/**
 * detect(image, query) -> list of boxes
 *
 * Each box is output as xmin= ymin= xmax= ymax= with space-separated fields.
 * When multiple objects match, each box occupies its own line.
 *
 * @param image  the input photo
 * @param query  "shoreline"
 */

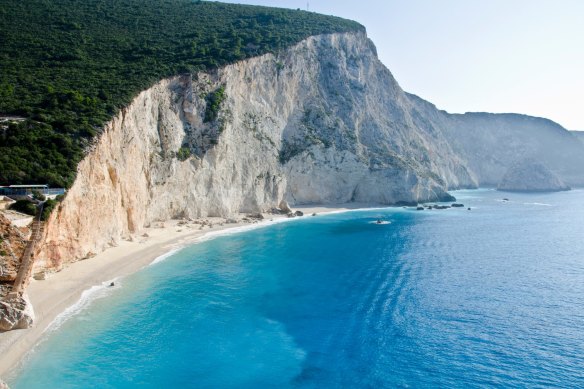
xmin=0 ymin=203 xmax=381 ymax=379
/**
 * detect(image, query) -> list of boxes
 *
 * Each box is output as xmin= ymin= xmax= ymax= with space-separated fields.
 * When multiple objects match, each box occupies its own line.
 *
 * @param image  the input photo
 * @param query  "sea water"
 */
xmin=10 ymin=189 xmax=584 ymax=388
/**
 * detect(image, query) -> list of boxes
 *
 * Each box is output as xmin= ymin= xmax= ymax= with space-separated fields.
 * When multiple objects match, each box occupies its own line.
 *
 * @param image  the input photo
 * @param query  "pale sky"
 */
xmin=220 ymin=0 xmax=584 ymax=130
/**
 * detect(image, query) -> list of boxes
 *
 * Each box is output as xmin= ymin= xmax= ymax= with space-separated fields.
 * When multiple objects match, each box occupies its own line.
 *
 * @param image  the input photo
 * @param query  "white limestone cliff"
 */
xmin=406 ymin=94 xmax=584 ymax=187
xmin=497 ymin=159 xmax=570 ymax=192
xmin=35 ymin=32 xmax=475 ymax=270
xmin=34 ymin=31 xmax=584 ymax=271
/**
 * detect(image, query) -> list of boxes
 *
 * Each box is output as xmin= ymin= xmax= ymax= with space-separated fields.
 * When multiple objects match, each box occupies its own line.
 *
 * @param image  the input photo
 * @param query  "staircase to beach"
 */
xmin=9 ymin=204 xmax=44 ymax=297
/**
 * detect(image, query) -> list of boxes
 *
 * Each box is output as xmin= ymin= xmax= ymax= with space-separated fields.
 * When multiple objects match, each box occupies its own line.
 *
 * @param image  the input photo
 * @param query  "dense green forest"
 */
xmin=0 ymin=0 xmax=363 ymax=188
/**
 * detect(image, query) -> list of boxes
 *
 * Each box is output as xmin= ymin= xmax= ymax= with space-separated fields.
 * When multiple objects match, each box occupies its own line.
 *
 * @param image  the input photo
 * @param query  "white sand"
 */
xmin=0 ymin=204 xmax=381 ymax=378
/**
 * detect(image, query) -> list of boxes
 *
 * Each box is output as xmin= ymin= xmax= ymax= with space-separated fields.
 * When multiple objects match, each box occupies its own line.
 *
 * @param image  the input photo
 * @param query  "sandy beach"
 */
xmin=0 ymin=203 xmax=381 ymax=379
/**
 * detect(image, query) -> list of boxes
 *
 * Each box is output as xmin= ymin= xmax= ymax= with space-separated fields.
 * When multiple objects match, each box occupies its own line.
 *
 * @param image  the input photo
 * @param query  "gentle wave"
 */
xmin=192 ymin=217 xmax=298 ymax=243
xmin=149 ymin=248 xmax=183 ymax=266
xmin=44 ymin=278 xmax=121 ymax=333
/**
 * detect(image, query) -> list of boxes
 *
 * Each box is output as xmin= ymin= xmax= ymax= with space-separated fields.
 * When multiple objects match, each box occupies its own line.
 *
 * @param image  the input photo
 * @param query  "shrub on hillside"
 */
xmin=9 ymin=200 xmax=37 ymax=216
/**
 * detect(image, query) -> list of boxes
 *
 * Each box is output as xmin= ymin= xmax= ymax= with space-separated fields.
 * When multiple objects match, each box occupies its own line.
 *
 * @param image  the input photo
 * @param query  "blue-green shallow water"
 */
xmin=10 ymin=189 xmax=584 ymax=388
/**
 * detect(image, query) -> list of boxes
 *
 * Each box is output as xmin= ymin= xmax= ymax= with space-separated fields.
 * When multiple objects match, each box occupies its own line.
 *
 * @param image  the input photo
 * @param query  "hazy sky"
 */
xmin=220 ymin=0 xmax=584 ymax=130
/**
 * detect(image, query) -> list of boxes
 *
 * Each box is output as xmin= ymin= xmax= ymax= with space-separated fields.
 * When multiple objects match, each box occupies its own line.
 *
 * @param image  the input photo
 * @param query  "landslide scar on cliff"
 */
xmin=126 ymin=207 xmax=136 ymax=233
xmin=107 ymin=166 xmax=118 ymax=188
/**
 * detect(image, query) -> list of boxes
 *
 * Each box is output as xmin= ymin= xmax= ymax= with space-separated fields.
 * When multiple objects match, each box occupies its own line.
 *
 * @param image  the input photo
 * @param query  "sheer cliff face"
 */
xmin=37 ymin=32 xmax=476 ymax=269
xmin=406 ymin=94 xmax=584 ymax=187
xmin=444 ymin=114 xmax=584 ymax=187
xmin=497 ymin=159 xmax=570 ymax=192
xmin=35 ymin=31 xmax=584 ymax=269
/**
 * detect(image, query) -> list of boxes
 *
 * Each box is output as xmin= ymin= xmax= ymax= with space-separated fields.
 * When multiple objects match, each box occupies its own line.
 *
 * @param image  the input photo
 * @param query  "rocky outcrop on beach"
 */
xmin=0 ymin=293 xmax=34 ymax=331
xmin=497 ymin=159 xmax=570 ymax=192
xmin=33 ymin=31 xmax=584 ymax=273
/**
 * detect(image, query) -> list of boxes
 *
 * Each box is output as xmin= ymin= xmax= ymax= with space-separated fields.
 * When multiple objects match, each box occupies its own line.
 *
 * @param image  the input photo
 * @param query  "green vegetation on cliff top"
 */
xmin=0 ymin=0 xmax=363 ymax=188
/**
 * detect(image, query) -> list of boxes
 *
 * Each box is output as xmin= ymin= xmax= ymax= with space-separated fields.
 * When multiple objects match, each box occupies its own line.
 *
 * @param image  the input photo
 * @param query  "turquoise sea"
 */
xmin=10 ymin=189 xmax=584 ymax=388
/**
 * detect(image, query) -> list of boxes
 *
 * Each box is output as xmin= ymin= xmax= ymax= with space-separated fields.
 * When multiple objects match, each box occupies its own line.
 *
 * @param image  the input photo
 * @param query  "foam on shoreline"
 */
xmin=45 ymin=278 xmax=122 ymax=334
xmin=149 ymin=248 xmax=183 ymax=266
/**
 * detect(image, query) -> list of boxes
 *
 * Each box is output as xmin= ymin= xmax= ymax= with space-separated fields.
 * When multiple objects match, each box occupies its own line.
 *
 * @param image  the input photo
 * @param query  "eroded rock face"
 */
xmin=0 ymin=294 xmax=34 ymax=331
xmin=0 ymin=213 xmax=31 ymax=331
xmin=406 ymin=94 xmax=584 ymax=187
xmin=34 ymin=31 xmax=584 ymax=272
xmin=497 ymin=159 xmax=571 ymax=192
xmin=0 ymin=214 xmax=27 ymax=282
xmin=278 ymin=200 xmax=292 ymax=213
xmin=36 ymin=32 xmax=476 ymax=270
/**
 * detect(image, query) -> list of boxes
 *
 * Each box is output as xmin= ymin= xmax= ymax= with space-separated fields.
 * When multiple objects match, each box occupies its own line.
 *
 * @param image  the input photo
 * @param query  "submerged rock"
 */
xmin=451 ymin=203 xmax=464 ymax=208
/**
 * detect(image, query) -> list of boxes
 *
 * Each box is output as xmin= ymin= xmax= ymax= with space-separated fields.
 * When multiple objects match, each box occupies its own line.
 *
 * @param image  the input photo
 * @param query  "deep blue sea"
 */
xmin=10 ymin=189 xmax=584 ymax=388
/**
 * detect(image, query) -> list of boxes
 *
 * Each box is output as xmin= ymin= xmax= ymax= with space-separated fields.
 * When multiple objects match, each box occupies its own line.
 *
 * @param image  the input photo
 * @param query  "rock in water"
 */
xmin=0 ymin=294 xmax=34 ymax=331
xmin=497 ymin=159 xmax=571 ymax=192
